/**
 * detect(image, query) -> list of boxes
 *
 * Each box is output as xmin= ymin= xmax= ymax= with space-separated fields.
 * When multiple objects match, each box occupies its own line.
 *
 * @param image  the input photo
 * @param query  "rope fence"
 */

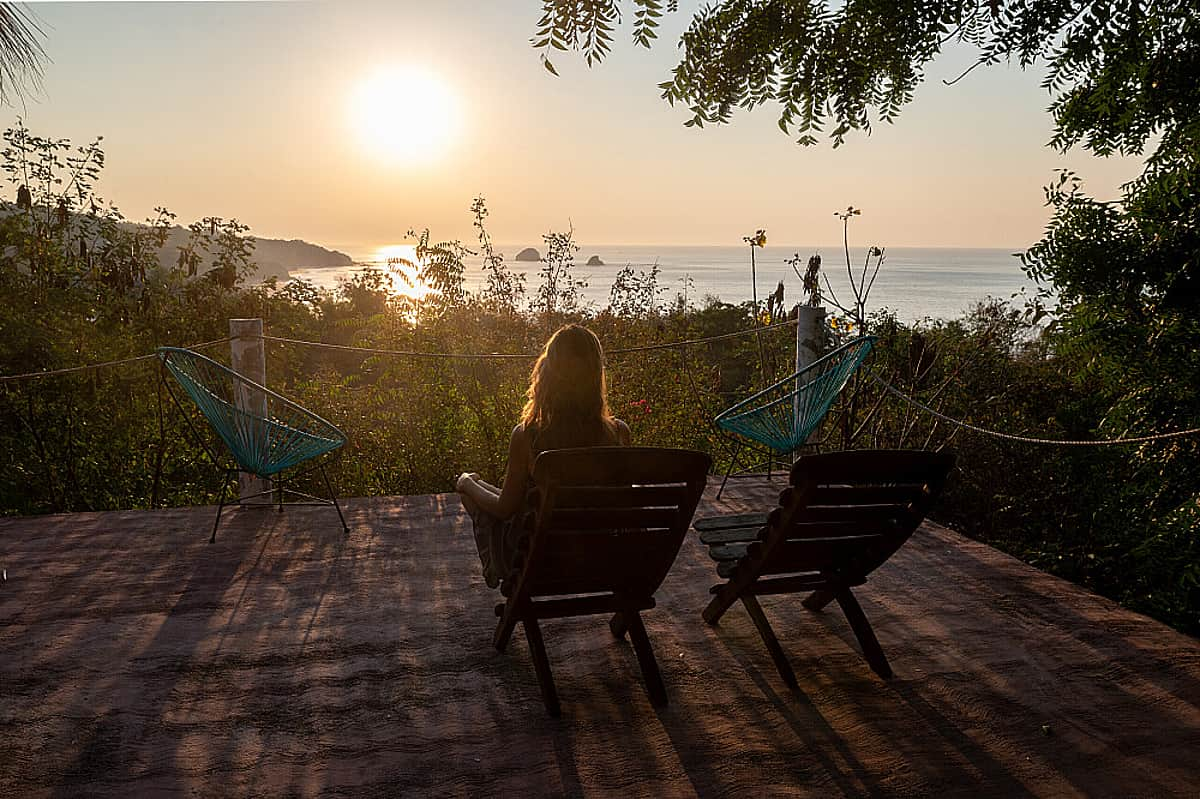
xmin=0 ymin=320 xmax=797 ymax=383
xmin=2 ymin=325 xmax=1198 ymax=447
xmin=261 ymin=317 xmax=800 ymax=359
xmin=864 ymin=368 xmax=1200 ymax=446
xmin=0 ymin=338 xmax=231 ymax=383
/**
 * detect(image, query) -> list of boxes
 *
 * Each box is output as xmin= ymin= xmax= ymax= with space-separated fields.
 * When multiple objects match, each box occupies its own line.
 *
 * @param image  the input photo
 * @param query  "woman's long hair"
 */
xmin=521 ymin=324 xmax=618 ymax=452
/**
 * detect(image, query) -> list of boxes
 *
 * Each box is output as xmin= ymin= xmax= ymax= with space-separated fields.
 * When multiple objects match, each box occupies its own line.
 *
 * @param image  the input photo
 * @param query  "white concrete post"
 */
xmin=229 ymin=318 xmax=271 ymax=503
xmin=794 ymin=304 xmax=827 ymax=460
xmin=795 ymin=304 xmax=827 ymax=373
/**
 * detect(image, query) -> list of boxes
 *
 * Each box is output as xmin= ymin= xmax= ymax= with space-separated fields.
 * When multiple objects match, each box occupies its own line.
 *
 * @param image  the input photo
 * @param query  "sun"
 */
xmin=351 ymin=67 xmax=459 ymax=165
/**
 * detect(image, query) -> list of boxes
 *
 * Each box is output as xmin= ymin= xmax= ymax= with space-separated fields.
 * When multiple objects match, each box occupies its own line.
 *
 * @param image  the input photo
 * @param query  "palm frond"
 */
xmin=0 ymin=3 xmax=46 ymax=104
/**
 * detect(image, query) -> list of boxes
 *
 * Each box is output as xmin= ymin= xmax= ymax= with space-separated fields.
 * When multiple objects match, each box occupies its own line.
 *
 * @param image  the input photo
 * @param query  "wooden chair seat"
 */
xmin=491 ymin=446 xmax=711 ymax=716
xmin=696 ymin=449 xmax=954 ymax=684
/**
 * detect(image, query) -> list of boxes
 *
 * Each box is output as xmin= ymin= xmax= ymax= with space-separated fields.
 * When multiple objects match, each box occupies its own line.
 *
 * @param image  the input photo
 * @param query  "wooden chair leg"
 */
xmin=494 ymin=601 xmax=520 ymax=652
xmin=624 ymin=611 xmax=668 ymax=707
xmin=802 ymin=589 xmax=836 ymax=612
xmin=609 ymin=611 xmax=628 ymax=639
xmin=704 ymin=569 xmax=757 ymax=625
xmin=704 ymin=589 xmax=733 ymax=625
xmin=741 ymin=595 xmax=797 ymax=687
xmin=522 ymin=616 xmax=561 ymax=717
xmin=835 ymin=589 xmax=893 ymax=679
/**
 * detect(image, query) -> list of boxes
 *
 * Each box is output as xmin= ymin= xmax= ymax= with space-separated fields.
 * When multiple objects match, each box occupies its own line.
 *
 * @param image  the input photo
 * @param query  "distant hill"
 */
xmin=0 ymin=203 xmax=352 ymax=283
xmin=152 ymin=226 xmax=352 ymax=281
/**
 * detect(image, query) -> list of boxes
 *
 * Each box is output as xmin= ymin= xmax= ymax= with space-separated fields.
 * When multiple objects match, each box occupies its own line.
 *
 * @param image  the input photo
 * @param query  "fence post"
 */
xmin=229 ymin=318 xmax=271 ymax=503
xmin=794 ymin=304 xmax=827 ymax=460
xmin=796 ymin=304 xmax=827 ymax=373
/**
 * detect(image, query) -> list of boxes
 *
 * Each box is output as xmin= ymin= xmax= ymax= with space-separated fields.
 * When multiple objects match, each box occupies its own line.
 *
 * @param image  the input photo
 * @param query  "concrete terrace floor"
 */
xmin=1 ymin=477 xmax=1198 ymax=798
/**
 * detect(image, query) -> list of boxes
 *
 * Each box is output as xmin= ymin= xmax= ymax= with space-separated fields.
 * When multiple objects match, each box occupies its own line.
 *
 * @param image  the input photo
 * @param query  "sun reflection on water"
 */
xmin=373 ymin=243 xmax=432 ymax=301
xmin=375 ymin=244 xmax=418 ymax=265
xmin=286 ymin=244 xmax=436 ymax=302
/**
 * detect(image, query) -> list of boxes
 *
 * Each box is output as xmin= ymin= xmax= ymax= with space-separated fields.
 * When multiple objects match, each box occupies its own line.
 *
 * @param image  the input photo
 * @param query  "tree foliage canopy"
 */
xmin=535 ymin=1 xmax=1198 ymax=155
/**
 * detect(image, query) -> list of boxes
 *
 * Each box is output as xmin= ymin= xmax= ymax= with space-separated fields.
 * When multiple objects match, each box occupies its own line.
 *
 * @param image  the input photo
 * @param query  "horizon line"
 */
xmin=313 ymin=239 xmax=1028 ymax=258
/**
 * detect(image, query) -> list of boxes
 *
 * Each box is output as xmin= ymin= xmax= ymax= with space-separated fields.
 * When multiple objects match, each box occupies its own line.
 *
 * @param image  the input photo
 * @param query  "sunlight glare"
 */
xmin=351 ymin=67 xmax=460 ymax=165
xmin=374 ymin=243 xmax=431 ymax=301
xmin=375 ymin=244 xmax=418 ymax=265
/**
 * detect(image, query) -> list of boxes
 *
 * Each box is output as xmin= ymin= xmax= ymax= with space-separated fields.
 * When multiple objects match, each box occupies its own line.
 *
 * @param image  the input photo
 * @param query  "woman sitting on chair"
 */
xmin=456 ymin=324 xmax=631 ymax=587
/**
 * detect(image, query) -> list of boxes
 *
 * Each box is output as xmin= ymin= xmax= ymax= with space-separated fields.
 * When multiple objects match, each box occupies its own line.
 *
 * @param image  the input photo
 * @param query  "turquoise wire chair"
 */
xmin=158 ymin=346 xmax=349 ymax=542
xmin=714 ymin=335 xmax=876 ymax=498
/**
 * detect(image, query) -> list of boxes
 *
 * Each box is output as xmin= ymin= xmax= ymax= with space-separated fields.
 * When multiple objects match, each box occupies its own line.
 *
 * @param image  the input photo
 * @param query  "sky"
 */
xmin=12 ymin=0 xmax=1146 ymax=258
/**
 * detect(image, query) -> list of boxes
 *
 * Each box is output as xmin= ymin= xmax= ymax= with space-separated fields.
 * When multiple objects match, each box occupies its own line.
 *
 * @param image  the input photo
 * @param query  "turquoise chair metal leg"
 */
xmin=211 ymin=468 xmax=236 ymax=544
xmin=716 ymin=439 xmax=744 ymax=500
xmin=320 ymin=462 xmax=349 ymax=534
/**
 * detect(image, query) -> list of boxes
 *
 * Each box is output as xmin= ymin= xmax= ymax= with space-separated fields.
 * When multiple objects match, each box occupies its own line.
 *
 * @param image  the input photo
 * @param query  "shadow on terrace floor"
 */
xmin=1 ymin=477 xmax=1197 ymax=797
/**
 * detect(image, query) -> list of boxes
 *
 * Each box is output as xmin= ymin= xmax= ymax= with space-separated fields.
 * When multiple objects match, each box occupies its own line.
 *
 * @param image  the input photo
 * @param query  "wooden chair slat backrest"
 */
xmin=552 ymin=483 xmax=691 ymax=509
xmin=495 ymin=446 xmax=712 ymax=715
xmin=547 ymin=506 xmax=683 ymax=531
xmin=700 ymin=448 xmax=955 ymax=684
xmin=754 ymin=450 xmax=954 ymax=581
xmin=525 ymin=447 xmax=711 ymax=600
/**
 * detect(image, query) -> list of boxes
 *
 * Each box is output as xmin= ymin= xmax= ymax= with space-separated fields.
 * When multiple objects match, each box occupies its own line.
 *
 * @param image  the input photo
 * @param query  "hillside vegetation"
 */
xmin=1 ymin=123 xmax=1196 ymax=636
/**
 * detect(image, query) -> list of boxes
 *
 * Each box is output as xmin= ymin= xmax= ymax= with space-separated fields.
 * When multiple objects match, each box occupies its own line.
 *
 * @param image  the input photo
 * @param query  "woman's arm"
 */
xmin=456 ymin=424 xmax=531 ymax=519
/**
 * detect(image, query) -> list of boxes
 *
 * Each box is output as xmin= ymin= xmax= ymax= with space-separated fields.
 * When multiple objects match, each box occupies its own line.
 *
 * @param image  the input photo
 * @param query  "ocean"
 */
xmin=289 ymin=245 xmax=1037 ymax=322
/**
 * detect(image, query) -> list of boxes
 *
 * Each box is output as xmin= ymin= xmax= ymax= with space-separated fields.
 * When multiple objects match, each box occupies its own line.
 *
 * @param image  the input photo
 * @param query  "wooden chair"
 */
xmin=493 ymin=446 xmax=711 ymax=716
xmin=696 ymin=449 xmax=953 ymax=684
